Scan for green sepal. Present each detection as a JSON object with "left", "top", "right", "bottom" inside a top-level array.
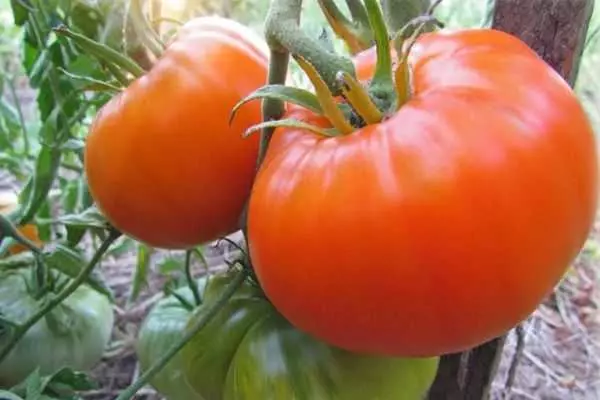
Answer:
[
  {"left": 231, "top": 84, "right": 324, "bottom": 125},
  {"left": 244, "top": 119, "right": 340, "bottom": 139}
]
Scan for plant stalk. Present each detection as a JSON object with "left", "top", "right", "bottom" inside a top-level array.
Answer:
[
  {"left": 257, "top": 50, "right": 290, "bottom": 168},
  {"left": 265, "top": 0, "right": 355, "bottom": 93},
  {"left": 0, "top": 230, "right": 121, "bottom": 362},
  {"left": 185, "top": 250, "right": 202, "bottom": 305}
]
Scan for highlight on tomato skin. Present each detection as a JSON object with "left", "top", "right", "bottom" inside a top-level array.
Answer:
[
  {"left": 247, "top": 28, "right": 599, "bottom": 358},
  {"left": 84, "top": 16, "right": 268, "bottom": 250}
]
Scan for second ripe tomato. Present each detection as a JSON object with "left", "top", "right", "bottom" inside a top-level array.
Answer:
[
  {"left": 85, "top": 16, "right": 268, "bottom": 249},
  {"left": 248, "top": 29, "right": 598, "bottom": 357}
]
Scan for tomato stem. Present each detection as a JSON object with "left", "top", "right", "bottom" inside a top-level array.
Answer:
[
  {"left": 393, "top": 57, "right": 411, "bottom": 109},
  {"left": 0, "top": 229, "right": 121, "bottom": 363},
  {"left": 265, "top": 0, "right": 356, "bottom": 94},
  {"left": 391, "top": 15, "right": 443, "bottom": 109},
  {"left": 295, "top": 55, "right": 354, "bottom": 135},
  {"left": 257, "top": 50, "right": 290, "bottom": 168},
  {"left": 337, "top": 71, "right": 383, "bottom": 124},
  {"left": 116, "top": 268, "right": 248, "bottom": 400},
  {"left": 364, "top": 0, "right": 394, "bottom": 91},
  {"left": 185, "top": 250, "right": 202, "bottom": 306}
]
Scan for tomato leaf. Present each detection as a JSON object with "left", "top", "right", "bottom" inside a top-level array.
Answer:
[
  {"left": 58, "top": 68, "right": 122, "bottom": 93},
  {"left": 244, "top": 119, "right": 339, "bottom": 138},
  {"left": 59, "top": 138, "right": 85, "bottom": 152},
  {"left": 157, "top": 256, "right": 184, "bottom": 275},
  {"left": 129, "top": 244, "right": 153, "bottom": 304},
  {"left": 9, "top": 367, "right": 96, "bottom": 399},
  {"left": 0, "top": 251, "right": 34, "bottom": 270},
  {"left": 58, "top": 205, "right": 110, "bottom": 230},
  {"left": 0, "top": 390, "right": 23, "bottom": 400},
  {"left": 24, "top": 368, "right": 44, "bottom": 398},
  {"left": 44, "top": 244, "right": 115, "bottom": 301},
  {"left": 230, "top": 84, "right": 324, "bottom": 123},
  {"left": 9, "top": 0, "right": 32, "bottom": 27},
  {"left": 41, "top": 367, "right": 97, "bottom": 393},
  {"left": 18, "top": 146, "right": 62, "bottom": 225}
]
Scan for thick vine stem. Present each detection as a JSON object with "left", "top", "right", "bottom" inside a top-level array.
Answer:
[
  {"left": 265, "top": 0, "right": 356, "bottom": 94},
  {"left": 257, "top": 50, "right": 290, "bottom": 168},
  {"left": 0, "top": 229, "right": 121, "bottom": 362},
  {"left": 115, "top": 268, "right": 248, "bottom": 400}
]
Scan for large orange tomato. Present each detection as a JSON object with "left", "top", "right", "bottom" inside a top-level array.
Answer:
[
  {"left": 85, "top": 16, "right": 268, "bottom": 249},
  {"left": 247, "top": 29, "right": 599, "bottom": 357}
]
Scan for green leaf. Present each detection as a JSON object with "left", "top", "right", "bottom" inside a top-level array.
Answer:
[
  {"left": 157, "top": 256, "right": 183, "bottom": 275},
  {"left": 0, "top": 97, "right": 21, "bottom": 130},
  {"left": 231, "top": 85, "right": 323, "bottom": 124},
  {"left": 59, "top": 138, "right": 85, "bottom": 152},
  {"left": 60, "top": 179, "right": 80, "bottom": 215},
  {"left": 10, "top": 367, "right": 96, "bottom": 399},
  {"left": 57, "top": 205, "right": 110, "bottom": 230},
  {"left": 44, "top": 244, "right": 115, "bottom": 301},
  {"left": 10, "top": 0, "right": 32, "bottom": 26},
  {"left": 69, "top": 3, "right": 105, "bottom": 41},
  {"left": 0, "top": 251, "right": 35, "bottom": 270},
  {"left": 104, "top": 236, "right": 135, "bottom": 258},
  {"left": 0, "top": 98, "right": 22, "bottom": 150},
  {"left": 129, "top": 244, "right": 153, "bottom": 303},
  {"left": 24, "top": 368, "right": 44, "bottom": 398},
  {"left": 244, "top": 119, "right": 339, "bottom": 139},
  {"left": 42, "top": 367, "right": 97, "bottom": 393},
  {"left": 22, "top": 42, "right": 44, "bottom": 85},
  {"left": 18, "top": 146, "right": 62, "bottom": 224},
  {"left": 0, "top": 390, "right": 23, "bottom": 400}
]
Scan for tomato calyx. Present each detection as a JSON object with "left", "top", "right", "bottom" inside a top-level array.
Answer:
[{"left": 232, "top": 4, "right": 444, "bottom": 139}]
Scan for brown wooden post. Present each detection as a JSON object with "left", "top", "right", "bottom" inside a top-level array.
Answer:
[{"left": 428, "top": 0, "right": 595, "bottom": 398}]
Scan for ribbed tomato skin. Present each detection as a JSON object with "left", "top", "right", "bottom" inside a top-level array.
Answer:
[
  {"left": 85, "top": 17, "right": 267, "bottom": 249},
  {"left": 248, "top": 29, "right": 598, "bottom": 357}
]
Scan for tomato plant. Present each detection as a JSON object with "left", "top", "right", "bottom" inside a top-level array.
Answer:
[
  {"left": 1, "top": 0, "right": 598, "bottom": 398},
  {"left": 84, "top": 16, "right": 268, "bottom": 250},
  {"left": 247, "top": 27, "right": 598, "bottom": 357},
  {"left": 137, "top": 269, "right": 439, "bottom": 400}
]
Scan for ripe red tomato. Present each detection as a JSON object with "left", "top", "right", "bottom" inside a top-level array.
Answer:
[
  {"left": 85, "top": 17, "right": 267, "bottom": 249},
  {"left": 247, "top": 29, "right": 599, "bottom": 357}
]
